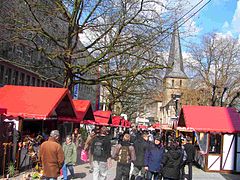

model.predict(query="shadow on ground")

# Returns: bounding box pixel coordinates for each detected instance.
[221,173,240,180]
[67,172,87,179]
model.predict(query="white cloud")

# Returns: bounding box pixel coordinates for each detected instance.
[231,0,240,33]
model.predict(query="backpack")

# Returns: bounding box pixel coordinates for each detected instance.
[93,138,104,157]
[117,145,130,164]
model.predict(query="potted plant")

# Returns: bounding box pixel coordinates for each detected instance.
[7,162,15,178]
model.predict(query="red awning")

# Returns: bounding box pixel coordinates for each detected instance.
[0,105,7,114]
[0,85,77,119]
[138,124,148,129]
[72,100,95,122]
[112,116,121,127]
[94,110,112,125]
[152,123,161,129]
[124,120,131,128]
[178,105,240,133]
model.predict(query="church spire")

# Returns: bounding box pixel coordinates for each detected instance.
[165,22,187,79]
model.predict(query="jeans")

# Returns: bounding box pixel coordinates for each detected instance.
[93,161,108,180]
[115,163,131,180]
[146,171,161,180]
[62,163,75,180]
[181,162,193,180]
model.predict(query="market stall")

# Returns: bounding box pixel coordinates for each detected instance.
[177,105,240,173]
[94,110,112,126]
[0,85,77,172]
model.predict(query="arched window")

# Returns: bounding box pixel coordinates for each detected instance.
[172,79,174,87]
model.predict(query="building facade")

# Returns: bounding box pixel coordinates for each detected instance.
[0,0,98,110]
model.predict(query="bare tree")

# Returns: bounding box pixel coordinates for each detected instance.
[0,0,192,91]
[185,33,240,107]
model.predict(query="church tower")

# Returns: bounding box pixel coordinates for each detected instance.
[161,22,188,125]
[163,22,188,105]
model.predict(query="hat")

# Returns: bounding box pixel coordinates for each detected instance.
[50,130,60,137]
[155,136,161,142]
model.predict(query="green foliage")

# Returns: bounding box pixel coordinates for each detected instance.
[7,162,15,177]
[79,127,88,142]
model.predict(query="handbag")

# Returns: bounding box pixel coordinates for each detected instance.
[81,149,88,162]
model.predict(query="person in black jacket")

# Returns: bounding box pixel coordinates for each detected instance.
[181,136,195,180]
[91,126,112,180]
[130,133,149,180]
[161,140,184,180]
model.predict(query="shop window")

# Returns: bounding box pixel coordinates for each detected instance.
[209,134,221,154]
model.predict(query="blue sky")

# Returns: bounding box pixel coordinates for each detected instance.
[195,0,240,37]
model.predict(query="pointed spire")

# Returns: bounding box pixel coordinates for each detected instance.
[165,22,187,79]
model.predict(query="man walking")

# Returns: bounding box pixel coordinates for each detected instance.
[91,126,112,180]
[182,136,195,180]
[39,130,64,180]
[130,133,149,180]
[62,135,77,180]
[112,133,136,180]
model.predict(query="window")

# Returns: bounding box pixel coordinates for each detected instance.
[26,75,30,86]
[31,77,36,86]
[180,80,182,87]
[172,79,174,87]
[7,68,12,84]
[41,80,45,87]
[209,134,222,154]
[0,65,4,84]
[37,79,40,86]
[13,70,19,85]
[16,45,23,58]
[20,73,25,85]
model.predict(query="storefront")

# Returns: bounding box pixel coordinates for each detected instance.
[177,105,240,173]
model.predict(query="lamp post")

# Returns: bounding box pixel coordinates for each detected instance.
[171,93,181,137]
[172,93,181,117]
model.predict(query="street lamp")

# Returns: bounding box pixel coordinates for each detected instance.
[172,93,181,117]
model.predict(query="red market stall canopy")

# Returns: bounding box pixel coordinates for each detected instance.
[112,116,122,127]
[0,105,7,114]
[72,100,95,122]
[94,110,112,125]
[0,85,77,120]
[152,123,161,129]
[138,124,148,129]
[178,105,240,133]
[124,120,131,128]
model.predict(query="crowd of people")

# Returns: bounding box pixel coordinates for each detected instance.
[38,126,196,180]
